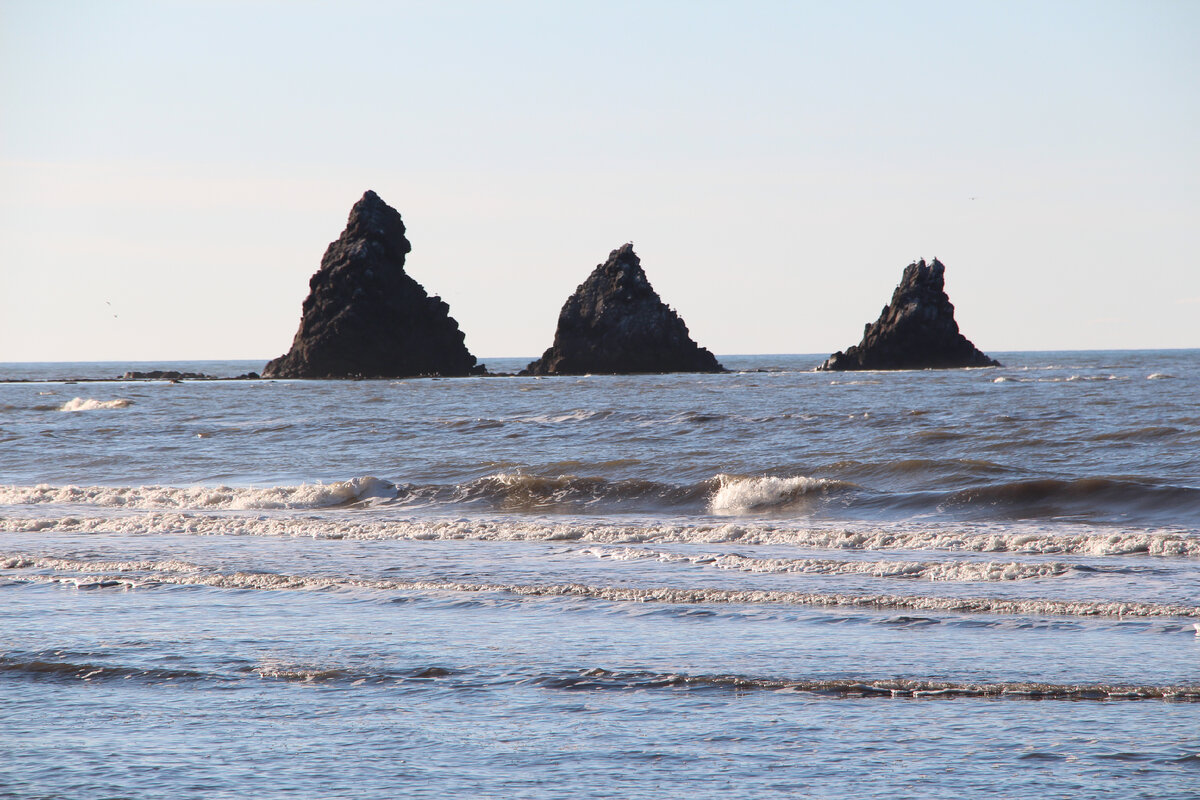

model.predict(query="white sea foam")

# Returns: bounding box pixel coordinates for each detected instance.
[0,554,205,573]
[709,474,848,513]
[58,397,133,411]
[0,477,397,510]
[3,512,1198,557]
[578,546,1075,582]
[521,410,609,424]
[993,376,1136,385]
[5,553,1197,619]
[250,661,356,683]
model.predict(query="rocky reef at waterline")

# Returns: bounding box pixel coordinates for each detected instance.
[263,191,480,379]
[521,244,723,376]
[819,258,999,371]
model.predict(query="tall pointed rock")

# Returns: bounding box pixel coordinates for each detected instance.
[819,258,999,371]
[263,191,480,379]
[522,244,723,375]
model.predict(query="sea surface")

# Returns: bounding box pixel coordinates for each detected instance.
[1,351,1198,799]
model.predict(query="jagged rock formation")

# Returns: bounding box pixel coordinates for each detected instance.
[522,244,723,375]
[263,191,480,379]
[819,258,1000,371]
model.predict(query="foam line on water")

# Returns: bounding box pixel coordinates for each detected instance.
[4,473,1198,523]
[3,651,1195,701]
[579,546,1077,581]
[6,553,1199,619]
[0,478,397,510]
[536,667,1200,701]
[4,513,1197,557]
[0,651,454,687]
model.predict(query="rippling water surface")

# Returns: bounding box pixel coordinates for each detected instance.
[2,351,1198,798]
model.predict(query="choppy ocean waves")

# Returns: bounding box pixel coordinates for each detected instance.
[4,468,1200,525]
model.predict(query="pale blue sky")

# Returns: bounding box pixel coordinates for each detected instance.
[2,0,1197,361]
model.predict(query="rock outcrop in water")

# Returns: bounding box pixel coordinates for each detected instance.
[122,370,214,381]
[521,244,723,375]
[819,258,999,371]
[263,191,480,379]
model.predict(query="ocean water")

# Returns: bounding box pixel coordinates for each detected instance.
[1,350,1198,799]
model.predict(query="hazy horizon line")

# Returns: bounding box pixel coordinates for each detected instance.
[3,346,1198,366]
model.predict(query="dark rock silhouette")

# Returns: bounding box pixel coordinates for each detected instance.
[522,244,723,375]
[263,191,480,379]
[819,258,999,371]
[122,370,212,381]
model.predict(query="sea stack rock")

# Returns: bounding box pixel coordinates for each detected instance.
[263,191,480,379]
[819,258,1000,371]
[521,244,723,375]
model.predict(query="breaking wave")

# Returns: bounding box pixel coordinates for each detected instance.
[940,477,1200,521]
[2,468,1198,525]
[247,662,455,685]
[708,474,855,513]
[0,477,398,510]
[445,472,708,511]
[58,397,132,411]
